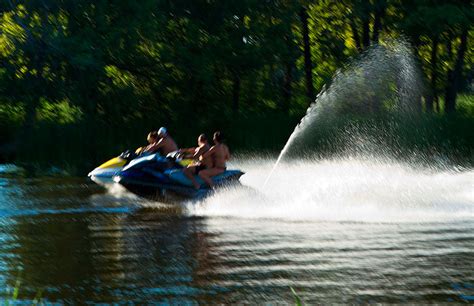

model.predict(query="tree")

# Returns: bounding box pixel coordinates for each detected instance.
[299,6,315,104]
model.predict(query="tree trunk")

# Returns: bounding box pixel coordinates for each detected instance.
[445,28,468,113]
[361,2,371,49]
[362,18,370,49]
[232,73,240,114]
[281,62,293,114]
[13,95,40,155]
[372,0,385,43]
[350,19,362,51]
[446,32,453,58]
[445,70,455,112]
[299,7,315,104]
[411,35,421,59]
[426,35,439,112]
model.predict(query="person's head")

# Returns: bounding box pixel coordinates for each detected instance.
[198,134,207,146]
[147,131,158,144]
[157,127,168,137]
[213,131,223,144]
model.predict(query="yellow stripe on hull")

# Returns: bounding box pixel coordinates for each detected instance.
[178,159,194,167]
[98,157,127,169]
[99,156,193,170]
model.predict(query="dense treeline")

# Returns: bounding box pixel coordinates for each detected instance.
[0,0,473,168]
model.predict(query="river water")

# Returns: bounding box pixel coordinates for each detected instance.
[0,159,473,304]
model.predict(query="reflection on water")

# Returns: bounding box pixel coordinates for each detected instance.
[0,162,473,303]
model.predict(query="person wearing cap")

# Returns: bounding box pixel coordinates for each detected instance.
[147,127,178,156]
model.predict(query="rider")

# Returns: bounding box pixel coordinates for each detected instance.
[197,131,230,189]
[147,127,178,156]
[180,134,211,160]
[136,131,159,154]
[182,134,212,189]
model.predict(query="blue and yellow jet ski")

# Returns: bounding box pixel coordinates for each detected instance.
[89,151,244,199]
[87,150,191,179]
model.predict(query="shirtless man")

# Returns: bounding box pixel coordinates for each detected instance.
[198,131,230,189]
[136,131,159,154]
[182,134,212,189]
[147,127,178,156]
[179,134,210,160]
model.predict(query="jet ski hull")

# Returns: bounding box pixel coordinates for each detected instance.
[89,152,244,200]
[88,157,127,178]
[88,152,193,179]
[115,169,244,200]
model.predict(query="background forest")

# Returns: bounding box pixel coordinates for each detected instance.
[0,0,472,173]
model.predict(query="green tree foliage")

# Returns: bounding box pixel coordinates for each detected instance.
[393,0,473,112]
[0,0,472,162]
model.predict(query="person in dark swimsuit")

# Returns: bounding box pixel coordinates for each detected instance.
[182,134,212,189]
[197,131,230,189]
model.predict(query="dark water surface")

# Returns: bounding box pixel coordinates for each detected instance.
[0,166,473,304]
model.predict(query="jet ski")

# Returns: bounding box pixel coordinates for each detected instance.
[88,150,137,179]
[89,151,244,199]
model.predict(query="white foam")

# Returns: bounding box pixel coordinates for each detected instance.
[187,158,474,223]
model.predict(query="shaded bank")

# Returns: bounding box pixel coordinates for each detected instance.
[0,110,472,176]
[1,113,300,175]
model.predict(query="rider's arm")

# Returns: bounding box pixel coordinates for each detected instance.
[180,147,195,153]
[179,147,195,158]
[193,146,207,159]
[225,147,230,161]
[200,146,215,160]
[147,138,164,152]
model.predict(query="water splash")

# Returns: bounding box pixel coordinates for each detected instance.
[264,40,423,186]
[189,157,474,223]
[187,41,472,223]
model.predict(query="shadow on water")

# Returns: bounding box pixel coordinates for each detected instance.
[0,191,223,303]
